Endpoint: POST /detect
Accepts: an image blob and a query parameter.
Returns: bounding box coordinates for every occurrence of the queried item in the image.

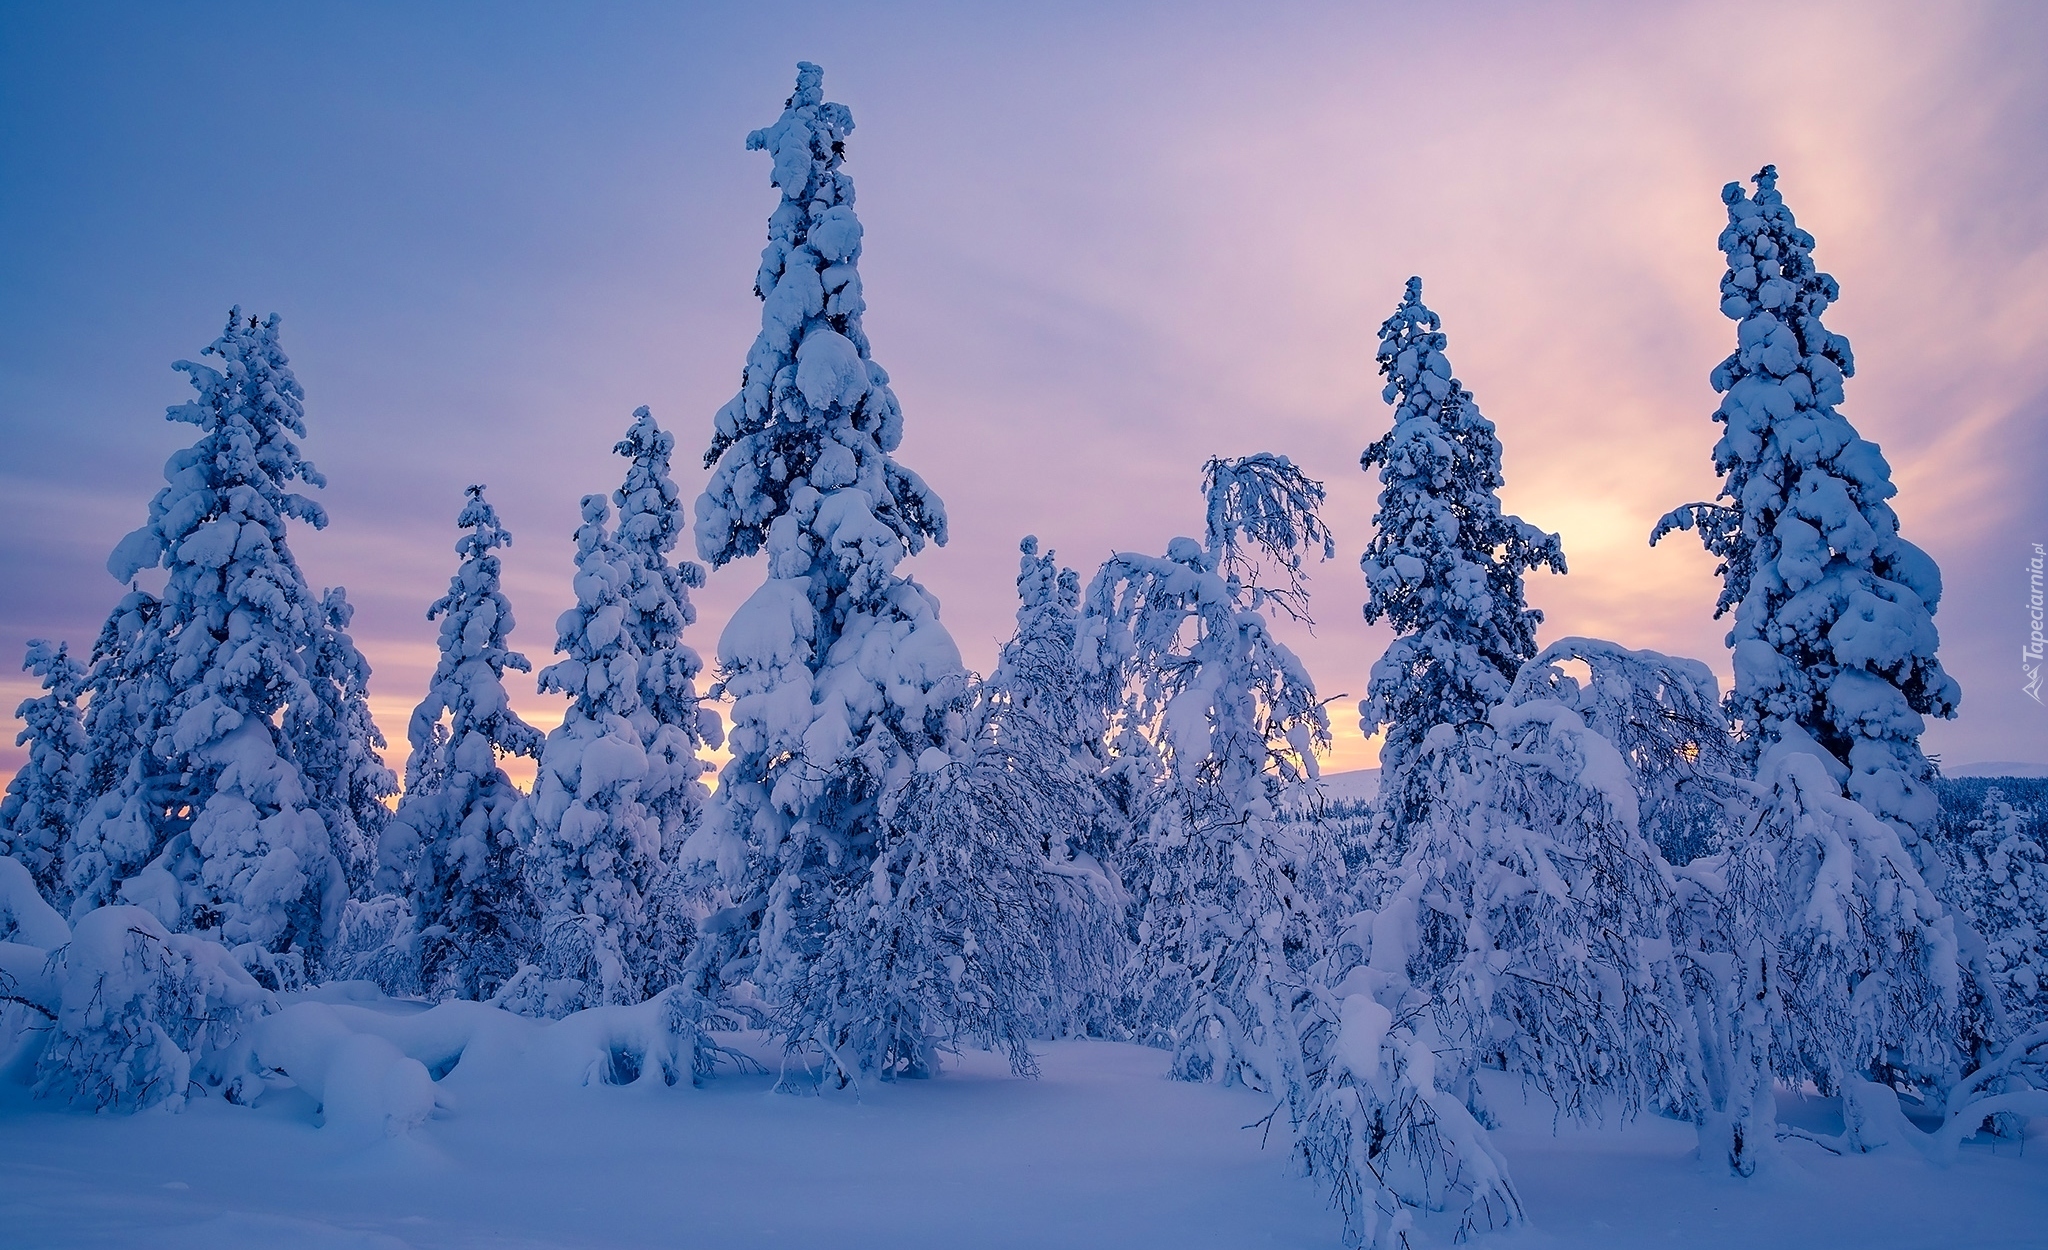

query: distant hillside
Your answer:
[1284,767,1379,809]
[1949,760,2048,779]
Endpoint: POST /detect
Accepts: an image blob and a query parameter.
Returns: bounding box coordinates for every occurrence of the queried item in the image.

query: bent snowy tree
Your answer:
[1083,454,1334,1112]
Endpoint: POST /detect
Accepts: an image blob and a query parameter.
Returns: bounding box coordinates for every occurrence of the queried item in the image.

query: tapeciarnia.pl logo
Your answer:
[2027,542,2045,704]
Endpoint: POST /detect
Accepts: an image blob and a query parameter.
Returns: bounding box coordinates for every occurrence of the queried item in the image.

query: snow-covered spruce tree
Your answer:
[978,536,1128,1036]
[88,310,344,982]
[376,486,545,1000]
[288,588,397,893]
[1,640,88,903]
[1359,278,1565,864]
[607,408,722,991]
[686,63,971,1080]
[1509,636,1746,865]
[1652,165,1959,880]
[1944,789,2048,1036]
[1081,454,1333,1109]
[61,591,171,916]
[1649,167,1980,1150]
[519,487,665,1013]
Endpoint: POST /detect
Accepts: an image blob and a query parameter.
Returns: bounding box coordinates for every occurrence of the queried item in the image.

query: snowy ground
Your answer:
[1,1032,2043,1250]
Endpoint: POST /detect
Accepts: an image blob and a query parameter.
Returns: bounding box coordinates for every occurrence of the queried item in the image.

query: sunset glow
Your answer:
[2,2,2042,793]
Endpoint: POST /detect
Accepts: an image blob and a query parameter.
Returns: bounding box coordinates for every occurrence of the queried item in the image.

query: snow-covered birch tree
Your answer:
[1509,637,1746,865]
[1387,701,1691,1119]
[1082,454,1333,1112]
[1359,277,1565,861]
[977,536,1127,1036]
[685,63,971,1076]
[1299,695,1689,1242]
[1690,742,1963,1166]
[1299,911,1525,1248]
[380,485,545,1000]
[1,641,88,903]
[1652,165,1959,879]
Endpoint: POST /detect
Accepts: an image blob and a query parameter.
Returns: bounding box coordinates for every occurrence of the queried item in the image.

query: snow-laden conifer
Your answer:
[87,311,344,980]
[687,64,971,1064]
[1,641,88,903]
[1359,278,1565,860]
[520,488,664,1013]
[378,486,544,1000]
[61,592,170,915]
[986,539,1121,863]
[1082,454,1333,1110]
[608,409,722,990]
[1509,637,1745,865]
[289,588,397,893]
[1652,166,1959,877]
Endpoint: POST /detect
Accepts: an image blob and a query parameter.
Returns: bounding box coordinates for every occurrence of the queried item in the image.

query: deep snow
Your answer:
[1,1030,2042,1249]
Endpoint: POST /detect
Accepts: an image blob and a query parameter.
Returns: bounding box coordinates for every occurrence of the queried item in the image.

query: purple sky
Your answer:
[3,1,2044,790]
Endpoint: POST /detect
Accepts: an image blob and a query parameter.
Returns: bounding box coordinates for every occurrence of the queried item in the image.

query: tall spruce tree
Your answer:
[86,310,344,980]
[608,409,722,990]
[687,63,971,1076]
[1359,278,1565,859]
[1,640,88,902]
[380,486,545,1000]
[610,408,719,852]
[522,487,664,1011]
[1654,166,1974,1170]
[1653,165,1959,874]
[1082,454,1333,1108]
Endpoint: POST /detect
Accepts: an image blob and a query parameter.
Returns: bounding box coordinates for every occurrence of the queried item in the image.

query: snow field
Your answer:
[1,1033,2042,1249]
